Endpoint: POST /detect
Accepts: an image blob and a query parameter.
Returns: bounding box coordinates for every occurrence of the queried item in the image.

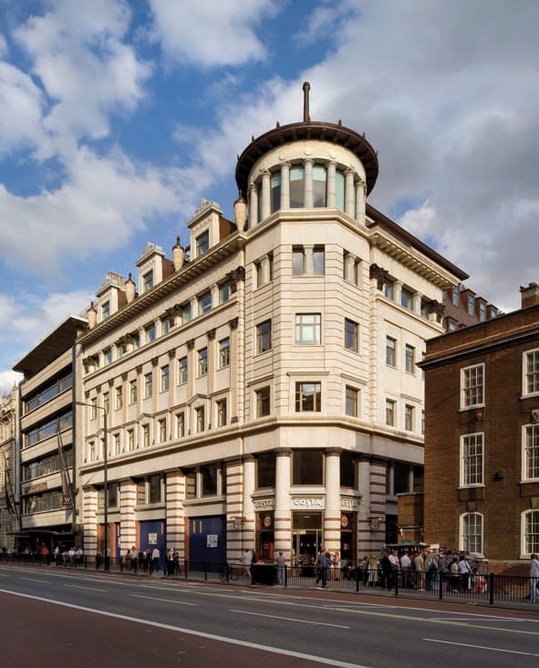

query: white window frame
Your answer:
[460,363,485,409]
[405,344,415,374]
[459,512,484,556]
[295,313,321,345]
[522,424,539,482]
[460,432,484,487]
[521,509,539,557]
[386,336,397,367]
[523,348,539,396]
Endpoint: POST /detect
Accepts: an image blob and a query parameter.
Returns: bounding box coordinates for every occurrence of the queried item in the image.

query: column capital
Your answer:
[207,328,216,341]
[187,338,195,350]
[229,317,239,330]
[325,447,343,456]
[168,349,176,359]
[275,447,292,457]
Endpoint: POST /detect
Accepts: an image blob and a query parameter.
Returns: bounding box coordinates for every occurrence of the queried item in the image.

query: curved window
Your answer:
[335,169,345,210]
[460,512,483,555]
[523,510,539,555]
[312,165,327,207]
[289,165,304,208]
[270,171,281,212]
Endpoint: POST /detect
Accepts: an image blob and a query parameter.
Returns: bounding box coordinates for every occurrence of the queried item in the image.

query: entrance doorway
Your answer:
[292,511,322,567]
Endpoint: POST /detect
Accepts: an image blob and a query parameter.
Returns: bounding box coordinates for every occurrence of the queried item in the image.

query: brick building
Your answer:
[421,282,539,574]
[442,284,500,333]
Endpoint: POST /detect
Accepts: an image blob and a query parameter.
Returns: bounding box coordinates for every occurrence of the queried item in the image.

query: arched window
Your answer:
[523,510,539,555]
[312,164,327,207]
[460,512,483,555]
[270,171,281,213]
[289,165,305,208]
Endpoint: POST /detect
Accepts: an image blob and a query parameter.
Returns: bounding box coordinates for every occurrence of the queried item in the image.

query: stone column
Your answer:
[357,460,371,555]
[304,244,314,275]
[345,169,355,217]
[274,449,292,561]
[228,318,239,421]
[207,328,216,399]
[355,179,366,223]
[82,487,98,557]
[248,183,258,227]
[187,338,196,401]
[388,462,395,496]
[120,478,137,553]
[324,448,341,554]
[166,470,186,558]
[413,292,423,316]
[225,458,243,562]
[304,158,314,208]
[394,280,403,305]
[280,162,290,209]
[326,161,337,208]
[261,255,271,284]
[408,466,414,493]
[242,455,256,550]
[344,253,356,283]
[261,171,271,221]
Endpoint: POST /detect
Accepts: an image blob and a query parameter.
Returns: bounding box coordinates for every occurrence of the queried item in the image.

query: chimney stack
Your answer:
[520,282,539,309]
[172,236,185,271]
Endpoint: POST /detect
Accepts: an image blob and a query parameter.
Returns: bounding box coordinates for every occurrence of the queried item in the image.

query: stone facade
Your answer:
[0,388,17,550]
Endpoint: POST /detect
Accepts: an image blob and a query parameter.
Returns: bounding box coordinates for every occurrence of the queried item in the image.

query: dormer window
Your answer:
[196,230,209,257]
[467,295,475,316]
[143,270,154,292]
[101,301,110,321]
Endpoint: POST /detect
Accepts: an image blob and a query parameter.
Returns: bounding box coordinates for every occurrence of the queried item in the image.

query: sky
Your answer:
[1,0,538,395]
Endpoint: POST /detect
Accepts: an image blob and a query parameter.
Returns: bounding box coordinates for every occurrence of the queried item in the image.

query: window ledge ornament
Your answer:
[369,263,389,289]
[187,338,195,350]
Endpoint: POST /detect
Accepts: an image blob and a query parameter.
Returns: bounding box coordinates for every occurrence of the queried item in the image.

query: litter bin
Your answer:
[251,563,276,585]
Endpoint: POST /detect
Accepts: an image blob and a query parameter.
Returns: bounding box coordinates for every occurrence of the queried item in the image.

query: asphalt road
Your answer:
[0,564,538,667]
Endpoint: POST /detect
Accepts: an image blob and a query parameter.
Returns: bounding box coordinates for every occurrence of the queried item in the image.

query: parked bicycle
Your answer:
[218,562,240,582]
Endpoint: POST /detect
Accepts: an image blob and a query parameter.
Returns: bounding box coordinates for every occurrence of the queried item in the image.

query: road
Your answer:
[0,563,538,667]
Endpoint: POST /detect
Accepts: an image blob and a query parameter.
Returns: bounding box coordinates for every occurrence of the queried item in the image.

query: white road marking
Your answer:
[424,638,539,657]
[0,589,367,668]
[130,593,197,606]
[230,608,350,629]
[20,577,50,584]
[64,584,107,592]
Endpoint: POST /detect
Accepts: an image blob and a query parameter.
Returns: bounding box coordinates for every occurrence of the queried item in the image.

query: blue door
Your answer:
[189,515,226,566]
[139,520,166,570]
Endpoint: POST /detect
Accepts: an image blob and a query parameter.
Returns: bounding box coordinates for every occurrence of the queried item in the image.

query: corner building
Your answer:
[77,86,466,566]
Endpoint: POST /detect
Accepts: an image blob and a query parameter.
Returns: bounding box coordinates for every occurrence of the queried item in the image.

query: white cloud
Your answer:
[148,0,277,68]
[13,0,151,157]
[0,371,21,397]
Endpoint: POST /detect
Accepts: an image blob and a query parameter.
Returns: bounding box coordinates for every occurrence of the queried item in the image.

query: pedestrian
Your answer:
[529,553,539,604]
[242,548,253,578]
[315,549,330,589]
[458,555,472,592]
[166,548,174,576]
[276,551,286,585]
[400,551,412,589]
[413,551,426,591]
[151,546,160,573]
[380,551,392,590]
[173,548,180,576]
[130,546,138,574]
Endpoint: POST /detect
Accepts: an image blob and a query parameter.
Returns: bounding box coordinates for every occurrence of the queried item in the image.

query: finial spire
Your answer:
[302,81,311,122]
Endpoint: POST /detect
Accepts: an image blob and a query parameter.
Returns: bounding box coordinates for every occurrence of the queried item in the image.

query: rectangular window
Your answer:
[198,291,212,315]
[452,288,460,306]
[196,230,209,257]
[161,316,174,335]
[90,397,97,420]
[524,350,539,395]
[103,348,112,366]
[257,452,276,488]
[292,246,305,276]
[524,425,539,481]
[129,379,137,404]
[103,393,110,415]
[524,511,539,554]
[344,318,359,352]
[386,336,397,367]
[467,294,475,316]
[144,371,153,399]
[382,278,394,299]
[101,301,110,320]
[405,344,415,374]
[312,164,327,207]
[219,338,230,368]
[217,398,227,427]
[313,246,325,275]
[345,386,359,417]
[295,382,321,412]
[113,433,121,455]
[196,406,205,433]
[461,433,484,486]
[289,165,305,208]
[178,356,188,384]
[405,404,415,431]
[271,171,281,212]
[127,429,135,451]
[142,270,154,292]
[479,302,487,322]
[158,419,166,443]
[257,320,272,353]
[385,399,396,426]
[340,451,356,488]
[219,281,232,304]
[461,364,484,408]
[142,424,150,448]
[461,513,483,554]
[145,323,156,343]
[148,474,162,504]
[198,348,208,376]
[115,386,123,410]
[201,464,218,496]
[176,412,185,438]
[295,314,321,345]
[292,449,323,485]
[160,365,169,392]
[180,302,191,325]
[256,386,271,417]
[401,288,414,310]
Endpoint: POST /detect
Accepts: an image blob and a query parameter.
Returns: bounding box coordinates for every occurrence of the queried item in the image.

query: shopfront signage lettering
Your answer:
[340,497,359,511]
[253,499,274,510]
[291,498,324,509]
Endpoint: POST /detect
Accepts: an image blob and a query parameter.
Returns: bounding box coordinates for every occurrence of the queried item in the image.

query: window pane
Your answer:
[346,386,358,417]
[335,169,345,210]
[201,464,218,496]
[296,382,321,412]
[289,165,304,208]
[295,314,321,345]
[271,171,281,212]
[312,165,327,207]
[256,386,271,417]
[292,247,305,276]
[340,451,355,488]
[313,246,325,275]
[525,425,539,480]
[257,452,276,488]
[257,320,271,353]
[293,450,323,485]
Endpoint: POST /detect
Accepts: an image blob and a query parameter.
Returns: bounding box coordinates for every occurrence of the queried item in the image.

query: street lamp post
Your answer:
[76,401,109,571]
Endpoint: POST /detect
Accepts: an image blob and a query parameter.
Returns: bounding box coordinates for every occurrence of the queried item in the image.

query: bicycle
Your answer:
[218,562,240,582]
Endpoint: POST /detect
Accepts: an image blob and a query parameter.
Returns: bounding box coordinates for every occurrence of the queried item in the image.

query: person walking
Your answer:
[529,553,539,604]
[315,549,330,589]
[242,548,253,579]
[276,551,286,585]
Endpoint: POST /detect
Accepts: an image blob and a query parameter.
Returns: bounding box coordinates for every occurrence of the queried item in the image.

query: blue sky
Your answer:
[1,0,539,394]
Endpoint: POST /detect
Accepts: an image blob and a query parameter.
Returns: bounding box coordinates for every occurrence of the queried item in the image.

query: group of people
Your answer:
[125,546,162,574]
[314,548,343,588]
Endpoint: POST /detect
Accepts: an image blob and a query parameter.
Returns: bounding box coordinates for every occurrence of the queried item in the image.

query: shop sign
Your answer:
[148,532,158,544]
[207,534,218,548]
[253,498,274,510]
[340,497,359,511]
[291,497,324,509]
